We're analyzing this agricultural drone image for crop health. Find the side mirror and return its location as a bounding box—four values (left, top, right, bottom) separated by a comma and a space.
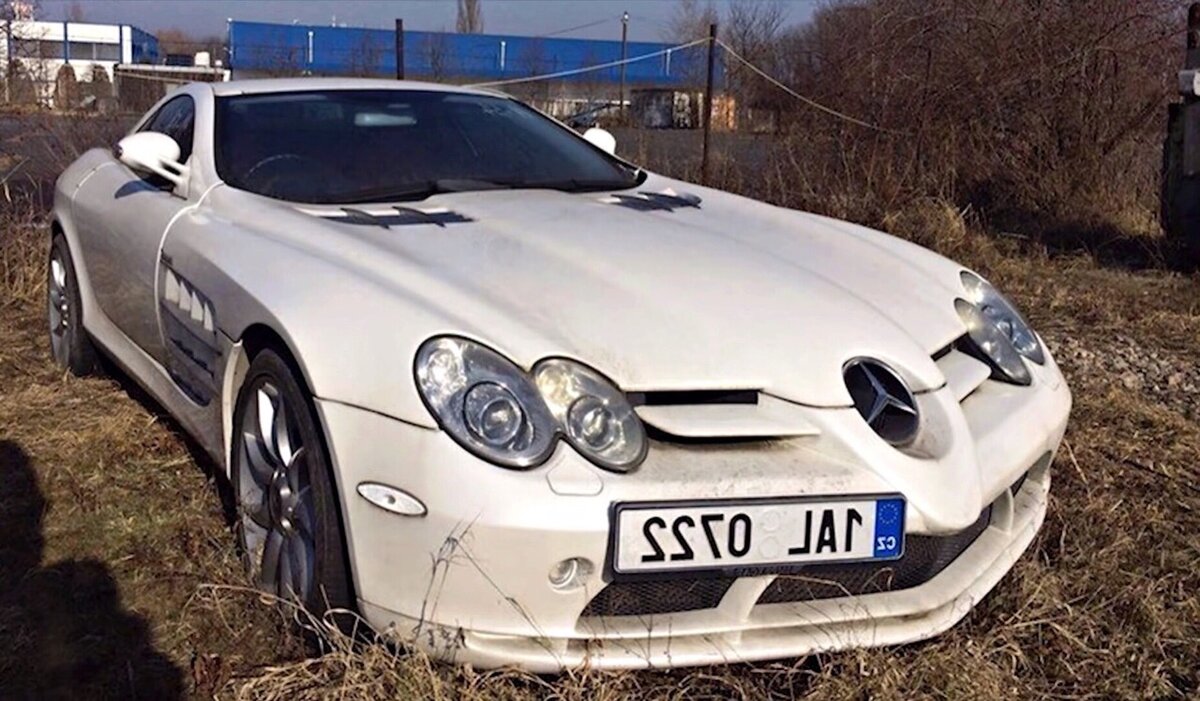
582, 127, 617, 155
115, 131, 188, 186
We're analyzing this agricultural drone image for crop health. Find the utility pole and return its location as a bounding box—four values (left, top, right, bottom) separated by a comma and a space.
701, 22, 717, 185
395, 18, 405, 79
619, 11, 628, 122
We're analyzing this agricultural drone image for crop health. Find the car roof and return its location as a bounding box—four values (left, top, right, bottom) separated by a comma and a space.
208, 77, 506, 98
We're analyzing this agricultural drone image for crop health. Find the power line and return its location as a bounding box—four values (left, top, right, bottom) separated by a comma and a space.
467, 37, 708, 88
535, 17, 614, 39
717, 39, 905, 135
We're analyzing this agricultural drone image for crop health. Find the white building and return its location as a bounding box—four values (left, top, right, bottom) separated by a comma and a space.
1, 20, 160, 102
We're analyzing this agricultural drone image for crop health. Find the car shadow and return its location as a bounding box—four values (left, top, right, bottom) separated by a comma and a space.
0, 440, 185, 699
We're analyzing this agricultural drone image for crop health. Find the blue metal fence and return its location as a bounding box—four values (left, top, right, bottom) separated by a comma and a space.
227, 20, 715, 85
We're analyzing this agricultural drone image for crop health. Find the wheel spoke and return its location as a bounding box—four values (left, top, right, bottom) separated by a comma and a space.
48, 305, 63, 336
241, 431, 278, 486
291, 488, 315, 538
284, 446, 307, 494
51, 257, 66, 289
256, 387, 278, 458
260, 529, 284, 594
272, 396, 295, 466
244, 496, 272, 530
286, 532, 312, 599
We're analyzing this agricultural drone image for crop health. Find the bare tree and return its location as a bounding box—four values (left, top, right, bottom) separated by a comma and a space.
456, 0, 483, 34
53, 62, 75, 107
65, 1, 84, 22
421, 32, 452, 81
664, 0, 717, 42
725, 0, 787, 126
3, 1, 50, 105
2, 0, 37, 21
662, 0, 717, 87
346, 32, 387, 77
726, 0, 784, 65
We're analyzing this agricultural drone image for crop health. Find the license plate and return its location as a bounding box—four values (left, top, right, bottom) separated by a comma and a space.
612, 495, 905, 575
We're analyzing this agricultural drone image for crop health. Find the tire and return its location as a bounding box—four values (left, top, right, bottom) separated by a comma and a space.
230, 349, 355, 631
47, 233, 98, 375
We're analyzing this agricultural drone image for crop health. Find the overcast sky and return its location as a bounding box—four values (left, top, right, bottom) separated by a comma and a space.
36, 0, 813, 42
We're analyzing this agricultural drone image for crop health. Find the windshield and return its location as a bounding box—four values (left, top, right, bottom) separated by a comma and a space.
214, 89, 641, 204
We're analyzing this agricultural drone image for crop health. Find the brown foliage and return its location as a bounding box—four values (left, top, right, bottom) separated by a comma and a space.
752, 0, 1182, 240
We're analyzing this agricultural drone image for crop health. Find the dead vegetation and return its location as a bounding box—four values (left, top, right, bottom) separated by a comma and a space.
2, 147, 1199, 698
1, 0, 1199, 696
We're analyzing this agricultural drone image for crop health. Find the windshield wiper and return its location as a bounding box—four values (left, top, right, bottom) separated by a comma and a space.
324, 181, 447, 205
503, 176, 641, 193
318, 174, 640, 205
328, 179, 519, 205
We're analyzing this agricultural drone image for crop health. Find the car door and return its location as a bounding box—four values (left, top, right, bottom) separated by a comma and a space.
72, 94, 196, 364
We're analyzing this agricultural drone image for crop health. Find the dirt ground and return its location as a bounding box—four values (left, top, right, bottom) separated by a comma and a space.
1, 143, 1199, 698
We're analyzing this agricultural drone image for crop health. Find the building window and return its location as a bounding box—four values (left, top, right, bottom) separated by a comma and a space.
10, 37, 64, 59
68, 41, 122, 62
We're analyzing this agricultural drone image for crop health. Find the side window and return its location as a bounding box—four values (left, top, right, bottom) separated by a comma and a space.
142, 95, 195, 164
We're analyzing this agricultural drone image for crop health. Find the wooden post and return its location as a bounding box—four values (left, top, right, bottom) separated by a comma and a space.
701, 23, 717, 185
395, 19, 405, 79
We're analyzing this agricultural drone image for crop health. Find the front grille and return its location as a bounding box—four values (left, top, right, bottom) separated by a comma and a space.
583, 505, 994, 618
756, 505, 992, 605
580, 578, 735, 618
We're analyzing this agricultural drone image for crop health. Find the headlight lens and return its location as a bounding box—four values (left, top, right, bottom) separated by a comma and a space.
533, 358, 647, 472
955, 299, 1032, 386
959, 271, 1045, 364
415, 337, 556, 468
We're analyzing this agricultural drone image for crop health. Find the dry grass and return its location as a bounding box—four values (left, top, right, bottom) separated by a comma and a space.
1, 115, 1199, 698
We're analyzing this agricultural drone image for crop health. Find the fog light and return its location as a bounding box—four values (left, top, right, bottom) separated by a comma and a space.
548, 557, 593, 590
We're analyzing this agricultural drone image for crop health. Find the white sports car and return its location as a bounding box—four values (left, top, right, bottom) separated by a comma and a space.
50, 78, 1070, 671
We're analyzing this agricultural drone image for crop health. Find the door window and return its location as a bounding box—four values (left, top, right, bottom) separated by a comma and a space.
143, 95, 196, 164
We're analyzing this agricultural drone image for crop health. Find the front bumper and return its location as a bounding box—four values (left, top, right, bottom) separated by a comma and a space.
315, 363, 1069, 671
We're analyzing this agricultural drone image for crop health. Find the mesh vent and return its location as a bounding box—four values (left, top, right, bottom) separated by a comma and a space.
580, 578, 735, 618
756, 505, 992, 605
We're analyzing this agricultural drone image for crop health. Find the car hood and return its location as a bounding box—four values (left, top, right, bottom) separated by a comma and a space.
229, 175, 969, 408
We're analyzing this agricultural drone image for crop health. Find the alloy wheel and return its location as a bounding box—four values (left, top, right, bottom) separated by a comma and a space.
47, 249, 71, 364
238, 380, 318, 601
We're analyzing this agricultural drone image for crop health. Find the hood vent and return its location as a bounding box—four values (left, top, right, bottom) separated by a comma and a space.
602, 191, 702, 212
299, 205, 473, 228
632, 391, 820, 441
628, 388, 756, 407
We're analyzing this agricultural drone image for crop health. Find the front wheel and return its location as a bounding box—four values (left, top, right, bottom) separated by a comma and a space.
231, 349, 355, 626
47, 233, 97, 375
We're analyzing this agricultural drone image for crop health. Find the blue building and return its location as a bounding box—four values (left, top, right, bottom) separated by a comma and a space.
227, 20, 712, 87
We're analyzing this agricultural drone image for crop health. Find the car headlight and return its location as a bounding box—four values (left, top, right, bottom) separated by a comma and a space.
959, 271, 1045, 364
955, 299, 1032, 386
414, 336, 557, 468
533, 358, 647, 472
